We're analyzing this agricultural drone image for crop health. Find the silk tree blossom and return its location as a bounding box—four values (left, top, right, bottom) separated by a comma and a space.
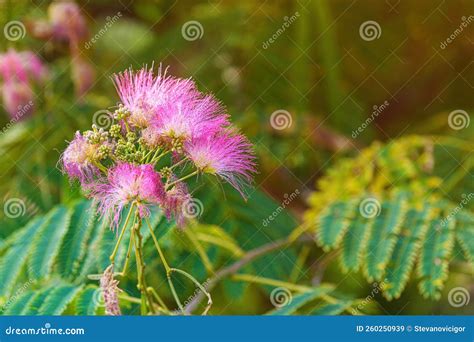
162, 175, 192, 226
2, 81, 34, 118
113, 67, 194, 128
61, 131, 100, 184
150, 92, 229, 144
61, 64, 255, 316
100, 265, 122, 316
48, 1, 88, 45
91, 163, 165, 228
0, 49, 47, 118
185, 130, 256, 197
0, 49, 47, 83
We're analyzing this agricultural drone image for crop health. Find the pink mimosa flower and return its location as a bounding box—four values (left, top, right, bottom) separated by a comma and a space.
1, 80, 34, 119
185, 130, 256, 197
48, 1, 88, 44
61, 131, 99, 184
91, 163, 165, 228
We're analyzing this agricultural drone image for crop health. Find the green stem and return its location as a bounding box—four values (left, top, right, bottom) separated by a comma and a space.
170, 268, 213, 315
133, 218, 155, 315
120, 228, 135, 276
167, 276, 184, 314
166, 170, 199, 189
147, 287, 170, 313
145, 216, 171, 273
169, 157, 189, 170
109, 203, 135, 263
144, 217, 185, 314
150, 150, 169, 164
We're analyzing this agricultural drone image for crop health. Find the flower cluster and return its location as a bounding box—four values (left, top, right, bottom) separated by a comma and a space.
62, 66, 256, 228
0, 49, 47, 118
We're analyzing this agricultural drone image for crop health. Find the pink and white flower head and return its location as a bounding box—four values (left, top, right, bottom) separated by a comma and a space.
185, 130, 256, 197
163, 175, 192, 226
91, 163, 165, 228
61, 131, 99, 184
112, 67, 186, 128
0, 49, 47, 83
150, 91, 229, 143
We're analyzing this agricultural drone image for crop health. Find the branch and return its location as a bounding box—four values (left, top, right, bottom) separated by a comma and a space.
184, 234, 314, 314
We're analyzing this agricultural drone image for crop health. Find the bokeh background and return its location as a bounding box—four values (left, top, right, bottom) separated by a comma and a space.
0, 0, 472, 315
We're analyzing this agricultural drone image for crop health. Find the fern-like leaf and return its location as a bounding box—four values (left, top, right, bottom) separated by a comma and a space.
57, 201, 96, 279
28, 206, 72, 280
417, 212, 455, 299
364, 192, 408, 281
0, 216, 46, 296
38, 284, 83, 315
383, 206, 433, 300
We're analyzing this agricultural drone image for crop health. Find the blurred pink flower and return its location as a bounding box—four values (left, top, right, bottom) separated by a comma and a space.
48, 1, 88, 46
0, 49, 47, 118
71, 56, 95, 98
